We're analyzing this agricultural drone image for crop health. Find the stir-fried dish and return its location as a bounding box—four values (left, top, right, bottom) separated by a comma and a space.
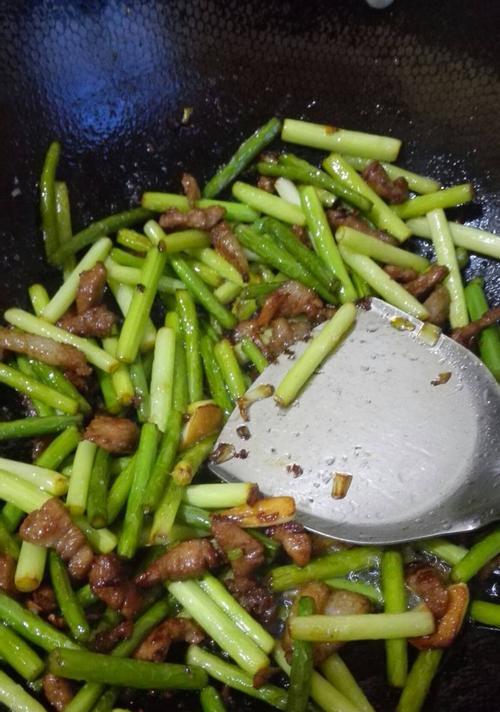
0, 118, 499, 712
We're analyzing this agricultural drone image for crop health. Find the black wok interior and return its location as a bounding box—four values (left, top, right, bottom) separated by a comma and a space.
0, 0, 499, 709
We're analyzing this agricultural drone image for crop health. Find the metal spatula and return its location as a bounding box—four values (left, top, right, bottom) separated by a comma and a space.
210, 298, 500, 544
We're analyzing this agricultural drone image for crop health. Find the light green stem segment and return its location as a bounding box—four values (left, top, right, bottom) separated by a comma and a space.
396, 649, 443, 712
290, 609, 434, 642
107, 279, 156, 353
0, 362, 78, 415
323, 154, 410, 240
275, 302, 356, 407
142, 192, 260, 222
168, 580, 270, 675
149, 326, 176, 432
186, 645, 288, 710
66, 440, 97, 516
336, 226, 429, 272
426, 208, 468, 328
144, 220, 210, 251
406, 217, 500, 260
343, 156, 440, 194
49, 551, 90, 643
451, 527, 500, 582
171, 257, 237, 329
299, 186, 356, 303
0, 668, 47, 711
465, 277, 500, 381
270, 547, 381, 592
40, 141, 61, 265
4, 309, 118, 373
325, 578, 383, 605
286, 595, 314, 712
275, 645, 360, 712
339, 247, 429, 319
0, 590, 78, 652
413, 538, 467, 567
55, 181, 77, 278
200, 685, 227, 712
183, 482, 255, 509
393, 184, 473, 220
64, 598, 172, 712
281, 119, 401, 162
117, 245, 167, 363
42, 237, 112, 323
320, 654, 375, 712
187, 247, 244, 285
0, 470, 50, 512
51, 207, 153, 264
118, 422, 158, 558
469, 600, 500, 628
240, 337, 268, 374
214, 280, 242, 304
176, 289, 204, 403
149, 478, 184, 544
203, 117, 282, 198
214, 338, 247, 401
14, 542, 47, 593
72, 516, 117, 554
47, 648, 207, 690
0, 456, 68, 496
199, 574, 274, 653
28, 283, 50, 315
232, 181, 305, 226
381, 551, 408, 688
103, 337, 135, 407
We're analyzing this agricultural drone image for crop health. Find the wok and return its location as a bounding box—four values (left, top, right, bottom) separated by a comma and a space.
0, 0, 499, 709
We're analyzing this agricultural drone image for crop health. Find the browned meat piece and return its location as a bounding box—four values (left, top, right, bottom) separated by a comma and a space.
58, 305, 117, 339
233, 318, 267, 352
20, 498, 94, 580
423, 285, 451, 327
136, 539, 220, 587
226, 576, 277, 625
0, 328, 91, 377
282, 582, 330, 661
406, 564, 449, 619
326, 207, 398, 245
134, 618, 204, 662
267, 522, 311, 567
405, 265, 449, 299
181, 172, 201, 206
26, 585, 57, 615
410, 583, 469, 649
211, 221, 249, 280
267, 317, 312, 358
324, 588, 371, 616
451, 306, 500, 348
0, 554, 16, 595
362, 161, 409, 204
92, 620, 134, 653
159, 205, 225, 231
212, 520, 265, 578
84, 415, 139, 454
257, 175, 276, 193
259, 151, 279, 164
42, 674, 74, 711
89, 554, 143, 619
76, 262, 107, 314
311, 588, 372, 664
384, 265, 419, 283
257, 281, 327, 328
